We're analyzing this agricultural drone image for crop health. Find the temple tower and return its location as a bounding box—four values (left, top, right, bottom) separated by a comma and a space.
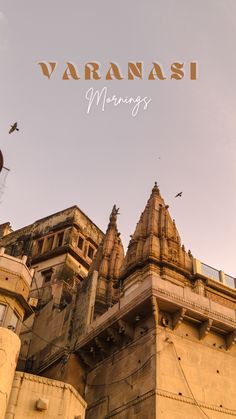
74, 184, 236, 419
121, 182, 193, 293
93, 204, 124, 315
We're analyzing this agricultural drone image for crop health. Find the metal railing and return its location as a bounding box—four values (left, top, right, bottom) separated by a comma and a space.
194, 259, 235, 290
225, 274, 235, 289
201, 263, 220, 282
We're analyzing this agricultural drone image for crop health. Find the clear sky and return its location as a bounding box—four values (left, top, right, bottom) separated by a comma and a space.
0, 1, 236, 276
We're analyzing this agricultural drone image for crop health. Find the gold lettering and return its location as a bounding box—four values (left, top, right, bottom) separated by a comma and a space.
128, 62, 143, 80
148, 63, 166, 80
38, 62, 57, 79
62, 62, 80, 80
190, 62, 197, 80
106, 62, 123, 80
85, 62, 101, 80
171, 62, 184, 80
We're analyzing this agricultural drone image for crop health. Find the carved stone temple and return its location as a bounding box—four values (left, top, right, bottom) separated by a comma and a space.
0, 184, 236, 418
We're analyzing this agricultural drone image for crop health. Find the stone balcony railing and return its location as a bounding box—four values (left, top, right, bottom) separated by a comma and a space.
0, 247, 34, 301
193, 259, 235, 289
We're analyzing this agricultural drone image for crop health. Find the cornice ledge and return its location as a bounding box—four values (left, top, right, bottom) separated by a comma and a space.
14, 371, 87, 406
157, 389, 236, 415
104, 389, 156, 418
154, 286, 236, 326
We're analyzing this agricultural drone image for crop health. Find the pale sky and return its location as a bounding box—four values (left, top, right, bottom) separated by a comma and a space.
0, 1, 236, 276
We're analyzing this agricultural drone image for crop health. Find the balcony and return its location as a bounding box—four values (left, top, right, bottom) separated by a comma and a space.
0, 247, 34, 299
193, 259, 235, 289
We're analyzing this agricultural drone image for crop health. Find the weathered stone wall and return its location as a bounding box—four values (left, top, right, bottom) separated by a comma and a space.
0, 328, 20, 419
0, 206, 104, 266
81, 322, 236, 418
73, 271, 98, 339
0, 206, 104, 376
5, 372, 87, 419
157, 323, 236, 418
85, 330, 156, 419
42, 353, 86, 398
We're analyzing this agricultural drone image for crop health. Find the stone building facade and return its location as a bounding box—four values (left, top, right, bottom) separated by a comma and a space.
0, 247, 86, 419
0, 247, 33, 419
0, 206, 104, 372
1, 185, 236, 418
71, 184, 236, 418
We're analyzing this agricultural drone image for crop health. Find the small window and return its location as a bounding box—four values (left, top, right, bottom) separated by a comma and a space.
8, 311, 19, 332
37, 239, 44, 254
77, 236, 84, 250
44, 273, 52, 283
45, 236, 54, 252
87, 245, 95, 260
6, 245, 15, 256
42, 269, 53, 283
56, 232, 64, 247
0, 304, 6, 325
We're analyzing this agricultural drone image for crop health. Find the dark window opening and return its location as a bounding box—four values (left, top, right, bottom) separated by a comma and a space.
56, 232, 64, 247
44, 273, 52, 283
37, 239, 44, 254
6, 245, 15, 256
42, 269, 53, 283
45, 236, 54, 252
77, 236, 84, 250
87, 245, 95, 259
8, 311, 19, 332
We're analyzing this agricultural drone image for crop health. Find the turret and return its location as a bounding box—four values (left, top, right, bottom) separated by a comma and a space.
93, 205, 124, 314
0, 247, 34, 418
120, 183, 193, 290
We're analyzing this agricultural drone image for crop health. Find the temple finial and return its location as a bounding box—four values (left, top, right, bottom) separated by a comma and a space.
109, 205, 120, 224
152, 182, 160, 195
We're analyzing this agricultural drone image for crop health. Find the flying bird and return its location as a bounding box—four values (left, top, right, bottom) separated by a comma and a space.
0, 150, 3, 173
9, 122, 19, 134
175, 192, 183, 198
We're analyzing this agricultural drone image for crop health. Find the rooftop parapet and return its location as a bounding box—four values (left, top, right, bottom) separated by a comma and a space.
193, 259, 236, 290
0, 248, 34, 322
0, 247, 34, 288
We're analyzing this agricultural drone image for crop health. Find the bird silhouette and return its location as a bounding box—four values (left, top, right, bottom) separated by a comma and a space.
0, 150, 3, 173
175, 192, 183, 198
9, 122, 19, 134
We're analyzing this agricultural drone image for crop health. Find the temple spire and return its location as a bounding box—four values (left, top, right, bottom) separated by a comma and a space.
109, 205, 120, 224
88, 205, 124, 316
121, 183, 193, 280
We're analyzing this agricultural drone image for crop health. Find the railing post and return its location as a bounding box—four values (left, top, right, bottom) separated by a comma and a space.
0, 247, 5, 255
219, 271, 225, 285
193, 258, 201, 275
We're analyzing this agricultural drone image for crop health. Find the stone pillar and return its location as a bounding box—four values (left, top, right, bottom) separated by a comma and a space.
194, 279, 205, 295
21, 255, 28, 264
219, 270, 226, 285
0, 327, 21, 419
